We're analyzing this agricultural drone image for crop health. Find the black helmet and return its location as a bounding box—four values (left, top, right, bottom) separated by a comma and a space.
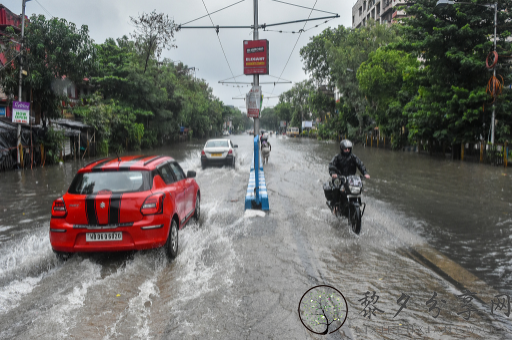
340, 139, 353, 156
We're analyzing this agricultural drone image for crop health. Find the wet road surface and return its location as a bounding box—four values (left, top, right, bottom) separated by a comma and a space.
0, 135, 511, 339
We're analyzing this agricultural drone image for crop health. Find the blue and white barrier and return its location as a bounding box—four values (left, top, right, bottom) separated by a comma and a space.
245, 135, 269, 210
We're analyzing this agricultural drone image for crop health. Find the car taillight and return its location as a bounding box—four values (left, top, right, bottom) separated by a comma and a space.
228, 149, 233, 155
51, 198, 67, 218
201, 150, 205, 155
140, 193, 165, 215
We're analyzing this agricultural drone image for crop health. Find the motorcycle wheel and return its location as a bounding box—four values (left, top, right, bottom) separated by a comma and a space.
350, 206, 361, 234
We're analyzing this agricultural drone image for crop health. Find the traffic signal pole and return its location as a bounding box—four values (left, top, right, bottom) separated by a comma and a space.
253, 0, 259, 138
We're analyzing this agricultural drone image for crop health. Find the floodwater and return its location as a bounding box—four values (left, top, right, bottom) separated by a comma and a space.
0, 134, 511, 339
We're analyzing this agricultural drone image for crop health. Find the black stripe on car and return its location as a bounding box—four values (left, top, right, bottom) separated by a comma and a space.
86, 194, 99, 225
144, 155, 165, 166
118, 156, 146, 171
91, 158, 115, 172
85, 157, 111, 169
109, 194, 122, 225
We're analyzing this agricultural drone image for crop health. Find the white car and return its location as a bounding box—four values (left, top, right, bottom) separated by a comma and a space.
201, 139, 238, 169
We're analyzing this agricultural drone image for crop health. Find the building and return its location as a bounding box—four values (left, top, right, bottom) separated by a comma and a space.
352, 0, 408, 28
0, 4, 24, 120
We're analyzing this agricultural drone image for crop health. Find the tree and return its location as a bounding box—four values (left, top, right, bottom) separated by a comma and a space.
130, 10, 178, 74
357, 48, 419, 145
278, 80, 316, 129
301, 22, 399, 136
0, 15, 96, 123
399, 0, 512, 144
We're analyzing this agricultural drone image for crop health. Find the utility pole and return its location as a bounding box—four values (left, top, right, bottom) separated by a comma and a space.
253, 0, 259, 138
491, 2, 497, 144
17, 0, 29, 167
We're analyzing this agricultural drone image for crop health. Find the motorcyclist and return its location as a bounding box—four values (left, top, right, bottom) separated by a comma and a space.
329, 139, 370, 180
328, 139, 369, 215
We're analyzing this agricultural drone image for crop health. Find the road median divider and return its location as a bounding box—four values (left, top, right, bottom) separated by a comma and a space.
245, 135, 269, 211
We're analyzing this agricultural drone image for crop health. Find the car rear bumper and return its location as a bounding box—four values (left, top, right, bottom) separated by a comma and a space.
201, 155, 233, 166
49, 215, 170, 253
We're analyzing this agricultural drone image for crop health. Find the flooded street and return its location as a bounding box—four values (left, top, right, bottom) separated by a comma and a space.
0, 135, 511, 339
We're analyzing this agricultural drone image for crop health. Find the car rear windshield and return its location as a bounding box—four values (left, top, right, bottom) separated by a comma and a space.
68, 171, 150, 194
206, 140, 229, 148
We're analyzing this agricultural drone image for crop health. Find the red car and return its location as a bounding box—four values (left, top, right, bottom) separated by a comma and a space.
49, 155, 200, 260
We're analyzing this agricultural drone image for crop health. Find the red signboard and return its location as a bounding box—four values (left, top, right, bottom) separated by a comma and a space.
243, 40, 269, 75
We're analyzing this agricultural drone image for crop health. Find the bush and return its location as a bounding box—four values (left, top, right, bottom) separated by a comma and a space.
43, 127, 65, 164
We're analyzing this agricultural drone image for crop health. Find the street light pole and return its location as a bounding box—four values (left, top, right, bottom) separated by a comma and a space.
253, 0, 260, 138
16, 0, 29, 167
491, 2, 497, 144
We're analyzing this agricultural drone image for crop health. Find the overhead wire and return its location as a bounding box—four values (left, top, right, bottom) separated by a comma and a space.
181, 0, 246, 26
271, 0, 318, 96
269, 0, 337, 16
201, 0, 242, 95
0, 53, 21, 71
35, 0, 54, 19
263, 18, 335, 34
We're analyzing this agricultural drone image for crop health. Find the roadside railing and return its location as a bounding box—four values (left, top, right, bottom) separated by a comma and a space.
363, 135, 508, 168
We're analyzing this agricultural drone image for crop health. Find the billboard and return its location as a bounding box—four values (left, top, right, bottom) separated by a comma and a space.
280, 121, 287, 127
246, 86, 261, 118
302, 121, 313, 128
12, 101, 30, 124
243, 40, 269, 75
0, 106, 5, 117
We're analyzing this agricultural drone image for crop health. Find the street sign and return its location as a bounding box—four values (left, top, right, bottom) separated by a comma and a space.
243, 40, 269, 75
12, 101, 30, 124
280, 121, 286, 127
246, 86, 261, 118
302, 121, 313, 128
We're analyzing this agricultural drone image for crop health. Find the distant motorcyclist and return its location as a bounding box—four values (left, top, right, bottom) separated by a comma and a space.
329, 139, 370, 180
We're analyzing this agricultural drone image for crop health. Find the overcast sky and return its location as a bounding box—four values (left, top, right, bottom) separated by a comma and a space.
4, 0, 354, 113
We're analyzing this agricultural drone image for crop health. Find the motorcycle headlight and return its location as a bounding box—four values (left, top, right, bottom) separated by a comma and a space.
349, 186, 361, 194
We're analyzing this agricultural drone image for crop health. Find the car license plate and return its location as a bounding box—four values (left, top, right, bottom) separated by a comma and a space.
211, 153, 222, 157
86, 232, 122, 242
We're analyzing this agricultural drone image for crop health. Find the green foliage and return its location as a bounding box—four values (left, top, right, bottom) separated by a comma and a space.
300, 22, 399, 136
43, 127, 66, 164
0, 15, 96, 121
72, 92, 151, 152
357, 48, 419, 145
399, 0, 512, 144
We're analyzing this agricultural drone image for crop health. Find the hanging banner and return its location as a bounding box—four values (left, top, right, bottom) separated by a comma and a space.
12, 101, 30, 124
246, 86, 261, 118
243, 40, 269, 75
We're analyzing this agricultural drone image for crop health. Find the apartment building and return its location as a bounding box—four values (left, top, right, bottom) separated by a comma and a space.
352, 0, 408, 28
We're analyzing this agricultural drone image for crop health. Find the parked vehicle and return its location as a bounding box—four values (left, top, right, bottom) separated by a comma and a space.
49, 155, 200, 260
201, 138, 238, 169
286, 127, 299, 137
323, 175, 366, 234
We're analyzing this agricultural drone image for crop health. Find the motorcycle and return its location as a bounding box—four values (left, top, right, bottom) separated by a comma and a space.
323, 174, 366, 234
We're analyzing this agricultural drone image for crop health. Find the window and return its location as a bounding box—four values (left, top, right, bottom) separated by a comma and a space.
359, 6, 362, 16
158, 164, 176, 184
68, 171, 147, 194
206, 140, 229, 148
363, 1, 366, 11
169, 162, 186, 181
